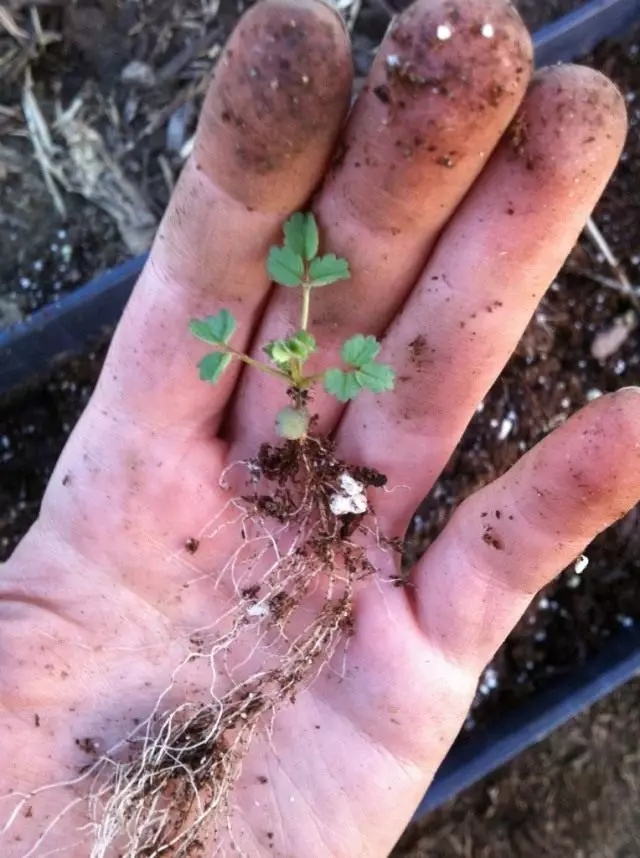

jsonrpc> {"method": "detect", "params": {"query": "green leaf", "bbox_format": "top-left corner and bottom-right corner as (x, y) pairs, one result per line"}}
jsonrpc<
(264, 339), (292, 366)
(356, 362), (396, 394)
(267, 246), (304, 287)
(264, 331), (317, 366)
(324, 369), (363, 402)
(308, 254), (350, 287)
(284, 213), (319, 261)
(341, 334), (381, 368)
(198, 352), (233, 384)
(190, 309), (236, 345)
(291, 330), (316, 350)
(287, 330), (316, 360)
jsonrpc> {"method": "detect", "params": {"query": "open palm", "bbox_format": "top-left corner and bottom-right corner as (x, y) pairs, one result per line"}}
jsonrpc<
(2, 0), (639, 855)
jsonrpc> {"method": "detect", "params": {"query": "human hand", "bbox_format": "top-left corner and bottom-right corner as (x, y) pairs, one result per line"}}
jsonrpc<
(1, 1), (637, 856)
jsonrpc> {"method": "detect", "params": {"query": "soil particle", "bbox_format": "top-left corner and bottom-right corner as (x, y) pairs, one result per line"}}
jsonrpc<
(488, 81), (507, 106)
(408, 334), (427, 359)
(184, 537), (200, 554)
(407, 334), (433, 373)
(241, 584), (261, 601)
(268, 591), (296, 623)
(507, 108), (529, 156)
(373, 83), (392, 104)
(482, 526), (505, 551)
(350, 466), (388, 489)
(75, 737), (102, 755)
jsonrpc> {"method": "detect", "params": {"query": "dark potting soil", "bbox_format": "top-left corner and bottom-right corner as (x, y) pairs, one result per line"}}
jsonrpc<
(1, 21), (640, 737)
(0, 347), (106, 559)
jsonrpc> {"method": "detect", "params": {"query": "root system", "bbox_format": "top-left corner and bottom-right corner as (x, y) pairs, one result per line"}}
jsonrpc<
(5, 433), (394, 858)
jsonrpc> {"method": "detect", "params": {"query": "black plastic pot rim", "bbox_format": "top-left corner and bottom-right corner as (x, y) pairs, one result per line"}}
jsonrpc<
(1, 0), (640, 823)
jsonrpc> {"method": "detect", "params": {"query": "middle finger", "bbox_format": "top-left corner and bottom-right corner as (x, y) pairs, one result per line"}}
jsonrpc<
(230, 0), (532, 452)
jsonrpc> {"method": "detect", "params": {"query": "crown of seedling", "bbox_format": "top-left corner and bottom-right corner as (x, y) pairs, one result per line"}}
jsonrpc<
(190, 213), (396, 439)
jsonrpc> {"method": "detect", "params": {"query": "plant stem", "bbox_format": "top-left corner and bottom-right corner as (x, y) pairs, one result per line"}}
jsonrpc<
(300, 283), (311, 332)
(299, 371), (326, 389)
(289, 279), (313, 386)
(227, 348), (291, 383)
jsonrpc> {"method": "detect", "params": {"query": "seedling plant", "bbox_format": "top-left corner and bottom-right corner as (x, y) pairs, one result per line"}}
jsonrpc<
(190, 211), (395, 438)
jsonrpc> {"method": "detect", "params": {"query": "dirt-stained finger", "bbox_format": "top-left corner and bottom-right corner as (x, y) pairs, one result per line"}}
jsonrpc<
(336, 64), (628, 529)
(413, 388), (640, 672)
(96, 0), (352, 433)
(324, 0), (531, 232)
(229, 0), (532, 455)
(197, 0), (352, 212)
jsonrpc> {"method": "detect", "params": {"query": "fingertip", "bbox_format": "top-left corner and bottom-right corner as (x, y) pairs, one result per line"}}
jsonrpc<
(579, 385), (640, 443)
(196, 0), (353, 211)
(592, 386), (640, 461)
(327, 0), (533, 231)
(610, 384), (640, 405)
(525, 388), (640, 531)
(506, 63), (627, 188)
(537, 63), (628, 140)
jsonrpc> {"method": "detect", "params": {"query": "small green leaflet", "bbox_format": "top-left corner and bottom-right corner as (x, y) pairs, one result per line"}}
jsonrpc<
(308, 254), (350, 288)
(356, 362), (396, 393)
(283, 213), (319, 262)
(267, 246), (305, 287)
(341, 334), (381, 368)
(324, 363), (396, 401)
(198, 352), (233, 384)
(264, 331), (316, 366)
(292, 330), (316, 350)
(324, 369), (363, 402)
(190, 309), (236, 345)
(324, 334), (396, 402)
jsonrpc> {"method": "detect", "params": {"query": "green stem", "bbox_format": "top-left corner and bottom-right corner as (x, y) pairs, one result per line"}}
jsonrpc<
(227, 347), (291, 383)
(300, 283), (311, 332)
(289, 279), (313, 385)
(299, 371), (326, 389)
